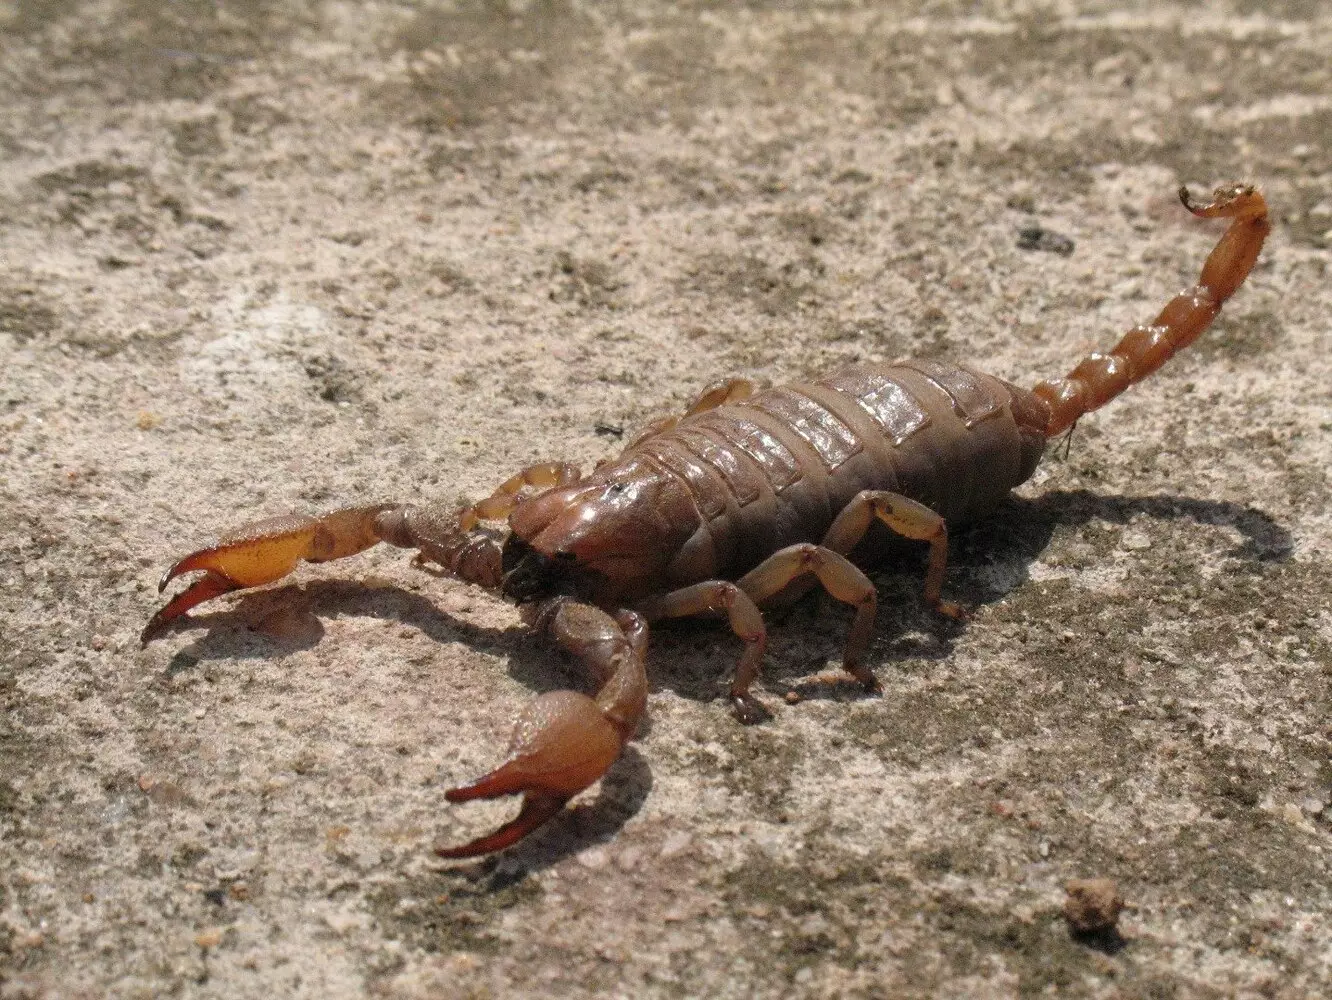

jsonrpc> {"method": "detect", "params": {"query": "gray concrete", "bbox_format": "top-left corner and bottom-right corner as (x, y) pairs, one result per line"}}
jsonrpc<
(2, 1), (1330, 996)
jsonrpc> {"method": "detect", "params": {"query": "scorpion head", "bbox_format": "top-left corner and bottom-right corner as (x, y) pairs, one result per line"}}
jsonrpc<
(500, 457), (699, 603)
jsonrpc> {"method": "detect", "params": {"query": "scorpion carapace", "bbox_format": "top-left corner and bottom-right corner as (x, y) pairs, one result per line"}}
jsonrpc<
(142, 183), (1269, 858)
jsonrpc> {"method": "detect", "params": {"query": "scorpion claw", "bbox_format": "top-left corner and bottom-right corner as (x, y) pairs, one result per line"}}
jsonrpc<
(434, 794), (568, 860)
(140, 571), (239, 645)
(435, 690), (628, 858)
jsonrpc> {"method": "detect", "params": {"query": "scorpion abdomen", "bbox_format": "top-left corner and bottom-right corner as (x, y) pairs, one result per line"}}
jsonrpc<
(630, 360), (1047, 584)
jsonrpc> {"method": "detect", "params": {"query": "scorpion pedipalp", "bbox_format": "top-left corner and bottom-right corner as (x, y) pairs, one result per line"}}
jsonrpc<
(437, 601), (648, 857)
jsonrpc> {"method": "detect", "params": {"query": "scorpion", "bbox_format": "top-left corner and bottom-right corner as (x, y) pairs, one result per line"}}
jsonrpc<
(142, 183), (1269, 858)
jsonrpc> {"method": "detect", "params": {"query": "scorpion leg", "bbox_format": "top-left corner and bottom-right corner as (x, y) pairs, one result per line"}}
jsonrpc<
(462, 461), (581, 529)
(628, 377), (755, 446)
(636, 582), (768, 723)
(736, 544), (882, 693)
(823, 491), (966, 620)
(437, 600), (647, 859)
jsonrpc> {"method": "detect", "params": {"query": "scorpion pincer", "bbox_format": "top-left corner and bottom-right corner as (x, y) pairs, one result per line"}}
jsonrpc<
(142, 184), (1270, 857)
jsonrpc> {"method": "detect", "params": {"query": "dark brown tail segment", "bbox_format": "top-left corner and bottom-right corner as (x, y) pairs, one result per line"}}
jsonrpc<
(1033, 184), (1270, 438)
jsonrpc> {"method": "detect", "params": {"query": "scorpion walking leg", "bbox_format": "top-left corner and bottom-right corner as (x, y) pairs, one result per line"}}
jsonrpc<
(437, 600), (648, 859)
(636, 582), (768, 723)
(736, 544), (882, 692)
(462, 462), (581, 528)
(823, 491), (966, 620)
(628, 377), (755, 446)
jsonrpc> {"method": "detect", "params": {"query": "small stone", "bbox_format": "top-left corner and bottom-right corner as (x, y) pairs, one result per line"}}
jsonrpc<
(784, 690), (802, 704)
(1016, 225), (1075, 257)
(1063, 878), (1125, 934)
(194, 928), (223, 949)
(616, 846), (645, 871)
(577, 846), (609, 870)
(90, 634), (108, 651)
(659, 831), (693, 859)
(1121, 530), (1151, 550)
(13, 931), (43, 950)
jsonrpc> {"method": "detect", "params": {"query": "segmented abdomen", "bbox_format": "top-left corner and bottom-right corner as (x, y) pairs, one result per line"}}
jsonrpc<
(630, 360), (1047, 583)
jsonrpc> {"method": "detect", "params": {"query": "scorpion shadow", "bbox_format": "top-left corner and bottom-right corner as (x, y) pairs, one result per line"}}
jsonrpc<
(152, 488), (1288, 873)
(702, 487), (1291, 705)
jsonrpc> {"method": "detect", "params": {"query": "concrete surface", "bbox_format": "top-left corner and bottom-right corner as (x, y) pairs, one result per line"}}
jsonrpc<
(2, 1), (1331, 997)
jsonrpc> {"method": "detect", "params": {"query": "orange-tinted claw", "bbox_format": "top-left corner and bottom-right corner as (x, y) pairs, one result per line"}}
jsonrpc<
(436, 689), (629, 858)
(435, 794), (568, 860)
(146, 508), (396, 644)
(141, 572), (238, 644)
(159, 514), (321, 593)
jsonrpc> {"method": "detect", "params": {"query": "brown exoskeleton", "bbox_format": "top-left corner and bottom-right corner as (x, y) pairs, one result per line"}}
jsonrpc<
(142, 184), (1269, 858)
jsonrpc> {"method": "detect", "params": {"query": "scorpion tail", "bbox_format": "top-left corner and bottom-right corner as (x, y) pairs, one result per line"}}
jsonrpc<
(1033, 183), (1270, 437)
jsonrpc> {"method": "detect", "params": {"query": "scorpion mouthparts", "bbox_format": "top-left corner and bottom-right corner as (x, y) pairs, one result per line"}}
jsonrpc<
(500, 539), (577, 603)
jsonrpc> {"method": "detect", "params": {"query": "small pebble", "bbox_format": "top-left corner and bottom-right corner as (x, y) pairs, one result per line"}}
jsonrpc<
(1016, 225), (1075, 256)
(659, 831), (693, 859)
(194, 928), (222, 949)
(1121, 530), (1151, 550)
(1063, 878), (1125, 934)
(577, 846), (609, 870)
(616, 846), (645, 871)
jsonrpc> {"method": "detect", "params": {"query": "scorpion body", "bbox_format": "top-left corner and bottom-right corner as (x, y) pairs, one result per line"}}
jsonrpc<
(608, 357), (1048, 582)
(142, 184), (1270, 858)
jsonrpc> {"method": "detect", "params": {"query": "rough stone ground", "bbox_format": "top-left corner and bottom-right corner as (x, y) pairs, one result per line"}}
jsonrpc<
(2, 1), (1331, 997)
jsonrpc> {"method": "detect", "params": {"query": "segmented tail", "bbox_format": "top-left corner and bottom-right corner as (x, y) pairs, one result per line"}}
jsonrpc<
(1034, 184), (1270, 437)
